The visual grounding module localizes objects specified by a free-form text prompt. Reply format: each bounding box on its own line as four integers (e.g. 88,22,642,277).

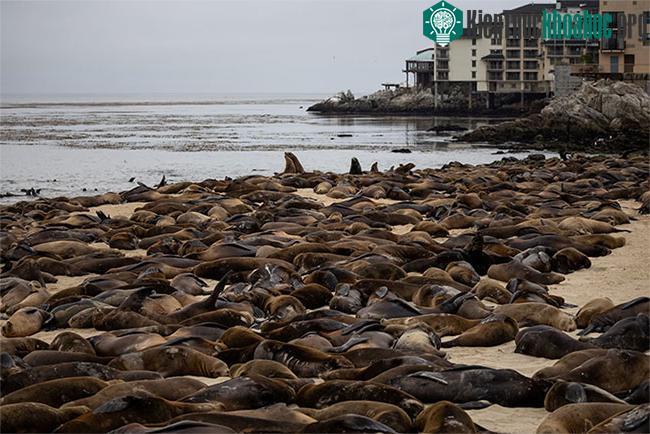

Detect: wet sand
9,192,649,433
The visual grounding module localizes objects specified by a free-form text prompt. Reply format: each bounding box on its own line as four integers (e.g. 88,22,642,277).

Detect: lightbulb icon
429,7,456,46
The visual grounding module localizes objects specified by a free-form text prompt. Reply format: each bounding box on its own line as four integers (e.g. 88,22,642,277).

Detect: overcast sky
1,0,525,98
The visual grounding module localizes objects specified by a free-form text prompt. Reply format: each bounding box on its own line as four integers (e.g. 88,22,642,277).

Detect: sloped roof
408,48,435,62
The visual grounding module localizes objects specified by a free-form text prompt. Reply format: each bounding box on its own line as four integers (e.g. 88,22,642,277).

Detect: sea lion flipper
458,400,492,410
621,297,650,310
409,371,448,385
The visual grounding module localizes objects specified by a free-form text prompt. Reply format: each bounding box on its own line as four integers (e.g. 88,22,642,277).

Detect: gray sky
1,0,524,98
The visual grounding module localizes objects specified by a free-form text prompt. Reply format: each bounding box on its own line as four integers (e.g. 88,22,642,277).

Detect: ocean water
0,95,544,202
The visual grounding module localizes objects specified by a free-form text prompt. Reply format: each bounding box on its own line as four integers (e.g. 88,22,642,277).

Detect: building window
472,49,476,56
472,60,476,67
506,72,520,81
472,39,476,45
624,54,635,73
472,71,476,78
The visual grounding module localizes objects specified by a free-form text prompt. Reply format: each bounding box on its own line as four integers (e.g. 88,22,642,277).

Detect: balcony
506,61,520,70
524,61,538,70
506,50,521,59
436,60,449,70
601,38,625,52
524,50,539,58
487,61,504,71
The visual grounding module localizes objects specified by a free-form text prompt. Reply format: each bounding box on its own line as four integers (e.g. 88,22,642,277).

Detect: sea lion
296,380,423,419
575,298,615,329
108,346,228,377
181,374,296,410
253,339,353,377
551,247,591,274
552,349,650,394
392,323,443,355
579,314,650,351
298,400,412,433
534,349,609,380
49,331,97,355
2,362,162,395
0,376,113,407
0,336,49,357
544,381,627,411
494,303,576,331
515,325,596,359
56,391,223,433
23,350,113,366
230,359,298,379
388,366,549,407
536,403,633,434
442,314,518,347
1,307,52,337
587,403,650,433
62,378,207,410
415,400,478,433
487,260,565,285
382,313,479,338
579,297,650,335
0,402,89,433
472,277,511,304
91,332,167,356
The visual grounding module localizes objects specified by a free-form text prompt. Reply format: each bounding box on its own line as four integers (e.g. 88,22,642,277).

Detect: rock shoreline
458,80,650,152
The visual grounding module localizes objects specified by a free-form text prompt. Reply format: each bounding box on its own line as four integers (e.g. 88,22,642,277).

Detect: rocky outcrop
459,80,650,151
307,87,538,115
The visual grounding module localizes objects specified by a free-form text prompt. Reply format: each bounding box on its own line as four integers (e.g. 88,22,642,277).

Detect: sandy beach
6,187,647,433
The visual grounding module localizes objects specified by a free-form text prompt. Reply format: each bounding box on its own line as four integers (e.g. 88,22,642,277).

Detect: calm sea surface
0,95,545,202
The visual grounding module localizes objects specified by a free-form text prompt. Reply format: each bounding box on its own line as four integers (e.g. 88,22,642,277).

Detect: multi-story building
599,0,650,74
404,0,648,107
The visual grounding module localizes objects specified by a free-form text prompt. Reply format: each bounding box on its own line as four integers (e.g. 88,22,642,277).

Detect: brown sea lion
0,376,113,407
544,381,627,412
494,303,576,331
488,260,565,285
1,307,52,337
0,402,89,433
62,378,207,410
579,297,650,335
49,331,96,355
108,346,228,377
415,400,478,433
575,298,615,329
552,247,591,274
536,403,633,434
0,336,49,356
442,314,518,347
230,359,298,379
298,400,412,433
56,391,223,433
382,313,479,338
300,414,396,433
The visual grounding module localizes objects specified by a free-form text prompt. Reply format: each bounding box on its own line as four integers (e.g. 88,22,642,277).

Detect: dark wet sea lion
56,392,223,433
230,359,298,379
442,314,518,348
0,376,113,407
579,314,649,351
297,380,423,419
388,366,549,407
544,381,627,411
536,403,633,434
579,297,650,335
515,325,596,359
108,346,228,377
298,400,412,432
111,420,237,433
0,402,89,433
587,403,650,433
91,332,167,356
62,378,207,410
253,339,353,377
415,400,477,433
181,374,296,410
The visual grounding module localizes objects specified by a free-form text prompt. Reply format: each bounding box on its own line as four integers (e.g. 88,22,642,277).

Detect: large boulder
459,80,650,150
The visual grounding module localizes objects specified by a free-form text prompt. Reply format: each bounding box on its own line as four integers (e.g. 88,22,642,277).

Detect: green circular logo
423,1,464,46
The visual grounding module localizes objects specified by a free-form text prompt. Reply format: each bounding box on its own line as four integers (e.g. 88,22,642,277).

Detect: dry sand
8,193,649,433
